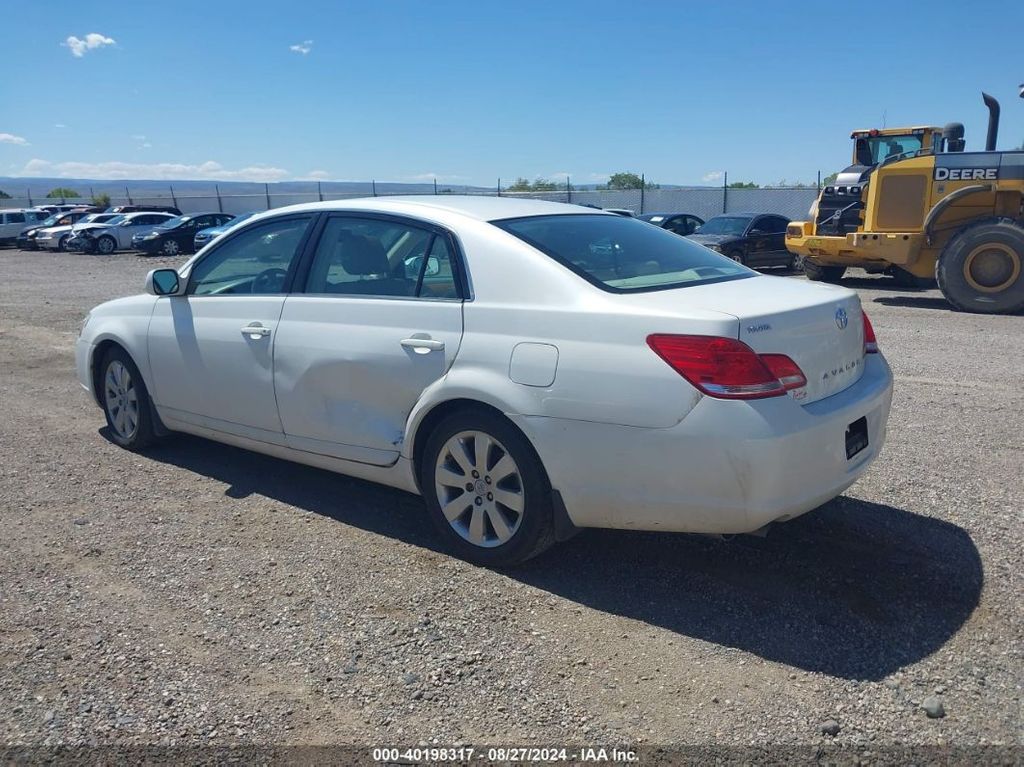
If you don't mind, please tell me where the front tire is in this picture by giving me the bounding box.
[726,250,746,266]
[57,235,70,252]
[803,259,846,283]
[100,347,156,450]
[161,239,180,256]
[936,218,1024,314]
[421,409,555,567]
[96,235,117,255]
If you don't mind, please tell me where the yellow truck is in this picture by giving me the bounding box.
[786,90,1024,314]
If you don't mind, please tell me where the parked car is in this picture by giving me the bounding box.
[192,211,259,251]
[36,204,97,215]
[0,209,50,246]
[77,197,892,566]
[638,212,705,236]
[105,204,183,216]
[34,213,122,251]
[16,210,93,250]
[686,213,793,268]
[74,212,176,254]
[131,212,236,256]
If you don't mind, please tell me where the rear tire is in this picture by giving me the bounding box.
[100,347,157,450]
[57,235,69,252]
[936,218,1024,314]
[803,259,846,283]
[420,409,555,567]
[727,250,746,266]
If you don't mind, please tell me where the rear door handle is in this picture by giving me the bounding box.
[241,323,271,338]
[401,337,445,353]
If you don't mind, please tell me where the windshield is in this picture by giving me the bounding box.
[859,135,923,164]
[102,215,127,226]
[494,214,752,293]
[159,216,189,229]
[695,216,751,236]
[39,214,61,227]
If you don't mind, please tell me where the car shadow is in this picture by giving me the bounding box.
[124,431,982,682]
[834,276,936,292]
[871,295,955,311]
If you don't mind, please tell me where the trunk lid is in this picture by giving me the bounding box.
[682,275,865,404]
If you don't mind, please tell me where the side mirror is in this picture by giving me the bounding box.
[146,268,184,296]
[404,255,441,279]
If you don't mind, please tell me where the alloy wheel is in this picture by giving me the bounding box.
[162,240,180,256]
[98,237,116,255]
[434,430,525,548]
[104,360,139,440]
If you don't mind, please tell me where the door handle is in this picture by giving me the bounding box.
[241,324,271,338]
[401,337,445,353]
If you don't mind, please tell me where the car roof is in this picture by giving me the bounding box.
[257,195,615,223]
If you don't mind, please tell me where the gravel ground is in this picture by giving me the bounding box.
[0,249,1020,760]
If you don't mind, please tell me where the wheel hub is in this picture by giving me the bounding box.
[964,243,1021,293]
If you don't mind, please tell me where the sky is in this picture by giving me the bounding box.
[1,0,1022,188]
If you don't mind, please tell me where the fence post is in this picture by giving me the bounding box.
[497,178,501,197]
[169,185,178,208]
[817,170,821,191]
[126,186,133,205]
[566,176,571,204]
[722,172,728,213]
[27,189,32,206]
[433,177,438,195]
[317,181,323,202]
[640,174,645,214]
[372,180,377,197]
[264,184,271,210]
[215,185,223,213]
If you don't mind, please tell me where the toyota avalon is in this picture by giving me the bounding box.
[76,197,893,566]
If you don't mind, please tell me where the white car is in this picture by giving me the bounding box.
[34,213,122,251]
[74,211,176,254]
[0,208,50,245]
[76,197,893,565]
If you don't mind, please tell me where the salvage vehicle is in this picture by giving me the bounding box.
[74,212,176,254]
[0,209,50,245]
[687,213,793,268]
[638,212,705,236]
[76,197,892,566]
[193,211,259,251]
[16,210,92,250]
[786,89,1024,313]
[131,212,235,255]
[34,213,121,251]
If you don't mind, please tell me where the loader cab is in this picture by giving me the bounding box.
[850,127,939,166]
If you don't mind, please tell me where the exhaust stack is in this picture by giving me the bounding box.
[982,92,1000,151]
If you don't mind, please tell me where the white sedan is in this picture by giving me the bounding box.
[76,197,893,566]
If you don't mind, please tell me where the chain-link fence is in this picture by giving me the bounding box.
[0,181,819,221]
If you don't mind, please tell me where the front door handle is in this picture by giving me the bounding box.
[241,323,271,339]
[401,337,445,353]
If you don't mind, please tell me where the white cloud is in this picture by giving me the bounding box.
[702,171,724,182]
[64,33,116,58]
[131,134,146,141]
[54,124,67,129]
[404,172,468,183]
[140,142,152,149]
[17,158,290,183]
[0,133,29,146]
[289,40,313,55]
[305,170,329,179]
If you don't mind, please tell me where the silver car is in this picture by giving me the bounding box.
[74,212,176,254]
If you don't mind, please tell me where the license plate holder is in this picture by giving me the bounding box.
[845,416,869,460]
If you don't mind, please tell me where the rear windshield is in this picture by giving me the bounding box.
[494,214,753,292]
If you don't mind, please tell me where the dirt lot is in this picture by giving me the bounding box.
[0,249,1020,759]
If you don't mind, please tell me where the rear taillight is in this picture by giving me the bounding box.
[760,354,807,391]
[647,334,805,400]
[862,312,878,354]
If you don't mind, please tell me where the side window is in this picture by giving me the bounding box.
[7,212,26,224]
[189,216,312,296]
[304,217,460,299]
[762,216,787,233]
[665,216,695,236]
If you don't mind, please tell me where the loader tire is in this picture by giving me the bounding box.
[803,260,846,283]
[936,218,1024,314]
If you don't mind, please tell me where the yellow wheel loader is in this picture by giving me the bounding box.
[786,88,1024,314]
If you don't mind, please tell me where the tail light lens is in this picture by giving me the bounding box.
[647,334,806,400]
[862,312,878,354]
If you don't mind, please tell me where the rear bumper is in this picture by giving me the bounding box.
[516,353,893,534]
